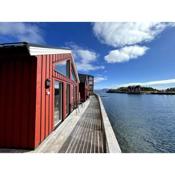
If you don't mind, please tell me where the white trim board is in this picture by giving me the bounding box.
[29,46,71,56]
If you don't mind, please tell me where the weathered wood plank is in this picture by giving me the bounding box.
[59,96,104,153]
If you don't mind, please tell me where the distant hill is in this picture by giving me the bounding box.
[107,86,175,95]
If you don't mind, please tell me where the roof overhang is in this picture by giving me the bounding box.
[0,42,71,56]
[29,46,71,56]
[0,42,80,82]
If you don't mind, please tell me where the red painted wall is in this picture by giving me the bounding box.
[0,53,79,149]
[34,55,54,147]
[79,83,85,102]
[0,56,37,149]
[34,54,79,148]
[79,82,89,102]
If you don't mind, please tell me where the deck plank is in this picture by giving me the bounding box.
[59,96,104,153]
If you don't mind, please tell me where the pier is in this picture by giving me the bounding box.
[0,95,121,153]
[33,95,121,153]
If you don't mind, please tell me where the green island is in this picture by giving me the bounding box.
[107,86,175,95]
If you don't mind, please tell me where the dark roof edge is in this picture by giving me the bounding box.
[0,42,71,50]
[78,73,94,77]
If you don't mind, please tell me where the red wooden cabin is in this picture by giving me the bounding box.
[78,73,94,102]
[0,42,79,149]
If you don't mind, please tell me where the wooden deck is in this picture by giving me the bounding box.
[0,95,121,153]
[59,96,104,153]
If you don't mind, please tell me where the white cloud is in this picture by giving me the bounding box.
[76,62,104,71]
[76,49,97,63]
[0,22,45,44]
[93,22,175,47]
[67,43,104,71]
[115,79,175,88]
[94,76,107,83]
[105,45,148,63]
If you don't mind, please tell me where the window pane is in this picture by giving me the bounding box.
[89,81,93,85]
[73,86,77,109]
[55,60,70,77]
[66,84,70,114]
[54,81,62,126]
[72,67,76,81]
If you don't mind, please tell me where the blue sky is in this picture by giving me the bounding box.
[0,22,175,89]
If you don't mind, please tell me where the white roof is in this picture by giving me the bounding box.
[29,46,71,56]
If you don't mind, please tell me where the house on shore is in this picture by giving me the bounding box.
[0,42,79,149]
[128,85,141,94]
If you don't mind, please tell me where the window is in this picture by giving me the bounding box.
[89,77,93,81]
[89,81,93,85]
[73,86,77,109]
[66,84,70,114]
[55,60,70,77]
[71,66,76,82]
[54,81,62,126]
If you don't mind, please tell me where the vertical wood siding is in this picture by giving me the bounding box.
[34,55,53,147]
[0,53,79,149]
[34,53,79,147]
[0,57,36,149]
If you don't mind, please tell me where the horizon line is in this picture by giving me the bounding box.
[95,78,175,90]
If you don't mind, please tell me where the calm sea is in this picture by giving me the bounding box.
[97,91,175,153]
